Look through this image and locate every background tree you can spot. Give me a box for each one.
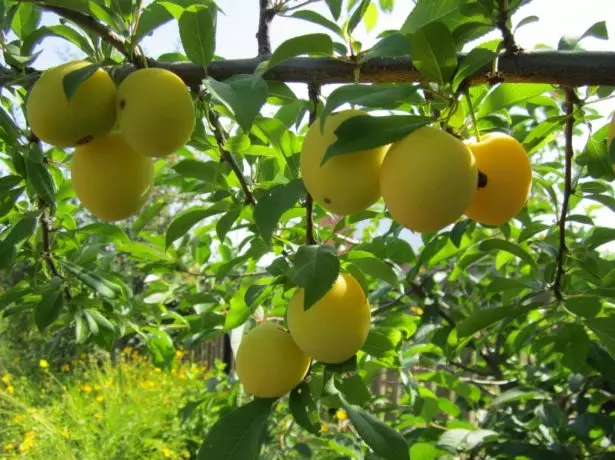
[1,0,615,459]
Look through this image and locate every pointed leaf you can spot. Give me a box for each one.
[289,10,343,37]
[293,245,340,310]
[323,115,431,165]
[289,382,320,435]
[197,397,277,460]
[586,317,615,360]
[457,303,540,338]
[254,179,306,244]
[35,287,64,331]
[263,33,333,71]
[407,21,458,86]
[478,238,539,273]
[166,207,226,249]
[63,63,100,102]
[179,4,216,66]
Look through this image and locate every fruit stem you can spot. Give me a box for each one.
[464,88,481,142]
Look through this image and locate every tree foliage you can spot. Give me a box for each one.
[1,0,615,458]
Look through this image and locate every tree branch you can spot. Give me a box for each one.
[496,0,520,55]
[39,206,72,300]
[27,1,149,67]
[257,0,275,57]
[281,0,323,13]
[305,82,320,245]
[207,108,256,206]
[553,88,576,301]
[5,52,615,89]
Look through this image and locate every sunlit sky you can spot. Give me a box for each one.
[24,0,615,253]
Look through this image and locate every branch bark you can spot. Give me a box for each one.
[257,0,275,57]
[496,0,520,55]
[305,82,320,245]
[207,109,256,206]
[553,87,576,301]
[5,52,615,89]
[28,1,150,67]
[39,207,72,300]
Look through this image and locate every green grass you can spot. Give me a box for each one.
[0,348,233,459]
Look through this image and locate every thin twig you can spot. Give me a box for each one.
[281,0,323,13]
[207,109,256,206]
[257,0,275,57]
[496,0,520,55]
[39,207,72,300]
[305,82,320,245]
[26,0,149,68]
[553,88,576,301]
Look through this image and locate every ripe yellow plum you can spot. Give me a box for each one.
[380,126,478,233]
[26,60,117,147]
[234,322,311,398]
[71,131,154,221]
[300,110,388,216]
[287,273,371,364]
[116,68,195,157]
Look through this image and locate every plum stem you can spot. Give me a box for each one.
[465,88,481,142]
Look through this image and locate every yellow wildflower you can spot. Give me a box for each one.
[61,364,70,372]
[3,442,14,451]
[162,447,173,457]
[410,306,424,316]
[6,385,14,394]
[61,428,70,439]
[1,374,11,384]
[19,431,35,453]
[81,384,93,393]
[94,412,103,420]
[12,415,23,423]
[104,379,112,387]
[335,409,348,421]
[39,359,49,369]
[321,423,329,433]
[96,395,104,403]
[182,450,190,458]
[154,368,161,373]
[27,408,36,414]
[175,349,184,359]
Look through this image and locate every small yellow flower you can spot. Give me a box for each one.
[162,447,173,457]
[175,349,185,359]
[104,379,112,387]
[6,385,14,394]
[39,359,49,369]
[154,368,161,373]
[96,395,104,403]
[321,423,329,433]
[3,442,14,451]
[81,384,93,393]
[410,306,424,316]
[19,431,35,453]
[1,374,11,384]
[123,346,132,354]
[27,408,36,414]
[61,364,70,372]
[182,450,190,458]
[94,412,103,420]
[335,409,348,421]
[12,415,23,423]
[60,428,70,439]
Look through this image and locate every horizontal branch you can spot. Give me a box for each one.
[3,51,615,89]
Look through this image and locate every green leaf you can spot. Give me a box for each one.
[477,83,553,118]
[166,207,226,249]
[289,382,320,435]
[216,208,241,242]
[179,5,216,66]
[292,245,340,310]
[173,159,225,183]
[452,46,496,91]
[322,115,431,165]
[337,374,371,406]
[361,327,402,359]
[457,303,540,338]
[535,403,565,429]
[146,329,175,370]
[2,214,37,246]
[60,261,122,299]
[490,389,547,407]
[401,0,458,34]
[565,295,602,318]
[11,2,41,39]
[586,316,615,360]
[254,179,305,244]
[289,10,344,37]
[23,25,94,56]
[449,219,471,247]
[75,313,89,344]
[197,397,277,460]
[319,84,418,133]
[206,75,269,133]
[585,227,615,250]
[347,0,370,33]
[263,33,333,71]
[586,193,615,214]
[25,153,55,205]
[76,223,130,245]
[62,63,100,102]
[576,127,615,181]
[478,238,539,273]
[340,395,409,460]
[358,32,411,63]
[35,286,64,331]
[558,21,608,50]
[348,256,399,287]
[407,21,458,86]
[325,0,342,20]
[134,2,174,41]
